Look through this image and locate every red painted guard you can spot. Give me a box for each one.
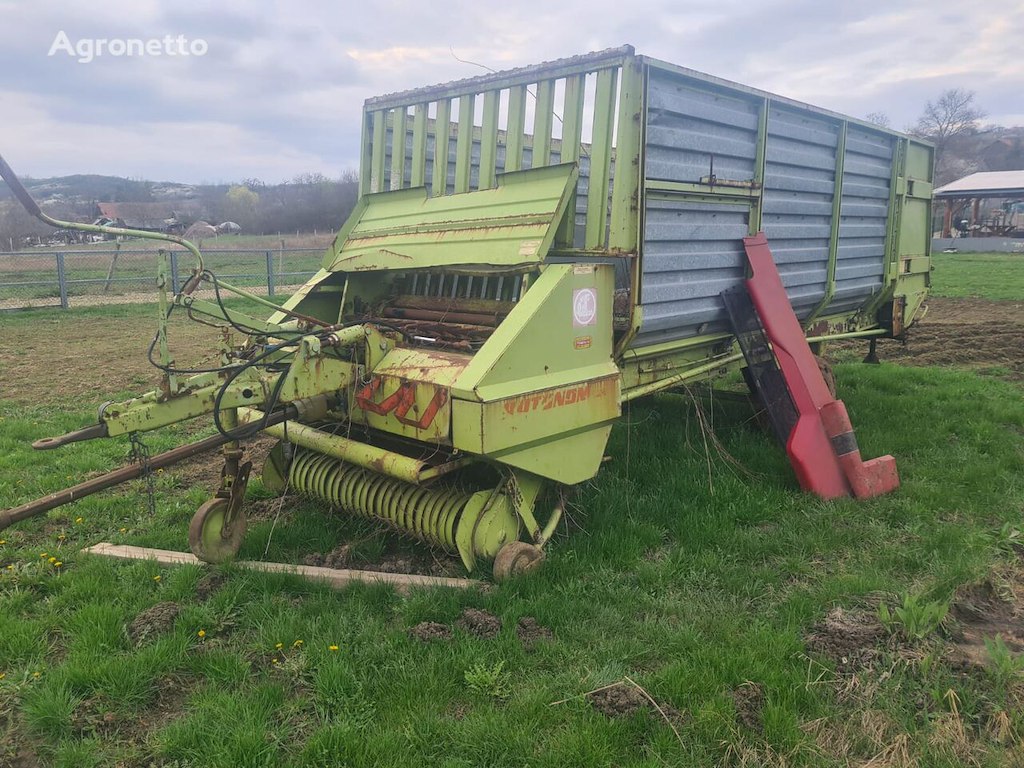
[742,233,899,499]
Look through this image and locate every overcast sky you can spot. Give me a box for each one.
[1,0,1021,184]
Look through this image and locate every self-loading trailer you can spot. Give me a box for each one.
[0,46,932,578]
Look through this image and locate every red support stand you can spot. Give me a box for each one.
[741,233,899,500]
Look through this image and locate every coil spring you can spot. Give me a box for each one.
[288,448,471,550]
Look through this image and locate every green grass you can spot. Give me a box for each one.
[2,359,1023,765]
[1,259,1023,764]
[930,251,1024,301]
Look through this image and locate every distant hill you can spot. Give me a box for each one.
[0,174,210,204]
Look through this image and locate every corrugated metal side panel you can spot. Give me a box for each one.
[636,69,759,344]
[635,199,750,345]
[761,106,839,317]
[832,127,894,312]
[645,68,760,182]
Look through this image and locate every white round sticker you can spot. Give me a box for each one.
[573,288,597,327]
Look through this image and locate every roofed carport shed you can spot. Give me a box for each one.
[933,171,1024,237]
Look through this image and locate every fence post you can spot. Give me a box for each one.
[170,250,180,294]
[265,250,275,297]
[56,252,69,309]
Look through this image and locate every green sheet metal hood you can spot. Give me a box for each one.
[323,163,578,272]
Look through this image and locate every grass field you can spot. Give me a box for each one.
[930,251,1024,301]
[0,255,1022,766]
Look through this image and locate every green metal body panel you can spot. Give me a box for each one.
[324,164,579,272]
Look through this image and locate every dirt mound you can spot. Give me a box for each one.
[515,616,553,647]
[127,601,180,645]
[947,576,1024,670]
[194,572,227,601]
[875,297,1024,379]
[804,606,887,673]
[456,608,501,639]
[587,683,683,724]
[409,621,453,642]
[302,541,462,577]
[732,683,765,732]
[303,543,354,569]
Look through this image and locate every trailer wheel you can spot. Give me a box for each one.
[493,541,544,582]
[188,498,247,564]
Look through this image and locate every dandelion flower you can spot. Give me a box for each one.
[32,671,40,678]
[198,629,206,638]
[48,557,56,564]
[54,561,62,568]
[271,658,279,665]
[40,553,48,558]
[292,639,304,648]
[0,539,6,545]
[5,565,13,571]
[56,533,65,541]
[328,644,339,652]
[153,575,161,582]
[119,527,127,534]
[74,517,83,524]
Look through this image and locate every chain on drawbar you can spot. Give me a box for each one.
[128,432,157,517]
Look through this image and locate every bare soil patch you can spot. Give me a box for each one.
[732,682,765,732]
[875,297,1024,379]
[456,608,502,639]
[947,573,1024,671]
[804,606,889,674]
[127,601,180,646]
[301,536,463,578]
[515,616,554,647]
[587,682,684,727]
[409,621,453,642]
[194,572,228,601]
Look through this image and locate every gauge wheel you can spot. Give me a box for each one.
[188,498,247,564]
[493,541,545,582]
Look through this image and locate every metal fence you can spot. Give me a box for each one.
[0,247,324,310]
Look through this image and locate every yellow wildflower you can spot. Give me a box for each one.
[328,645,339,652]
[74,517,83,524]
[0,539,6,545]
[32,671,40,678]
[292,639,304,648]
[40,553,48,558]
[54,561,63,568]
[198,629,206,638]
[275,642,283,650]
[119,527,127,534]
[48,557,56,564]
[153,575,161,582]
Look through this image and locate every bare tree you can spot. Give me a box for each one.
[912,88,985,144]
[865,111,891,128]
[911,89,986,185]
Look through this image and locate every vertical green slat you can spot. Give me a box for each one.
[390,107,406,191]
[505,86,526,173]
[479,91,500,189]
[554,74,586,247]
[805,119,847,324]
[533,79,555,167]
[748,98,769,236]
[585,68,618,249]
[609,59,643,252]
[359,110,373,197]
[370,109,388,194]
[454,94,475,193]
[883,137,908,284]
[560,75,586,163]
[410,104,428,188]
[432,99,451,197]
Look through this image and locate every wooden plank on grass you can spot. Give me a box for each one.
[82,543,482,592]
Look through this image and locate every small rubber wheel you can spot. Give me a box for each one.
[188,498,247,564]
[493,541,545,582]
